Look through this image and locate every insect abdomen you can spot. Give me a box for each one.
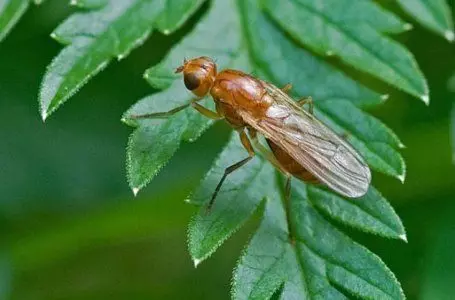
[266,139,319,183]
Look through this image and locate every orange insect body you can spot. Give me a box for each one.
[179,57,323,185]
[136,56,371,206]
[266,139,319,183]
[211,70,317,182]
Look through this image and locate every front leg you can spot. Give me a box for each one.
[191,102,223,120]
[297,96,313,115]
[127,98,223,121]
[130,101,193,119]
[281,83,293,94]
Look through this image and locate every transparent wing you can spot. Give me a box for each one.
[239,81,371,198]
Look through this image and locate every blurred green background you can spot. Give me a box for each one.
[0,1,454,299]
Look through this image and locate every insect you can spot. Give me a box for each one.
[131,56,371,210]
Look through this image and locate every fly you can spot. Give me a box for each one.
[130,56,371,211]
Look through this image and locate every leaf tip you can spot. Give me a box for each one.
[132,187,140,196]
[41,110,48,122]
[50,32,58,40]
[193,258,202,268]
[397,173,406,183]
[380,94,389,101]
[403,23,413,31]
[421,94,430,105]
[70,0,78,6]
[162,29,171,35]
[121,115,138,127]
[399,233,408,243]
[398,142,406,149]
[444,30,455,42]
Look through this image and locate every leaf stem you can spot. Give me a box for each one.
[283,175,296,245]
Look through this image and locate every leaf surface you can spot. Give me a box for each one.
[155,0,205,34]
[396,0,454,42]
[124,0,248,193]
[263,0,429,102]
[232,182,405,300]
[124,81,213,192]
[39,0,206,120]
[0,0,30,43]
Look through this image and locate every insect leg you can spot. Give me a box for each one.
[340,132,350,141]
[191,102,223,120]
[297,96,314,115]
[129,99,199,119]
[281,83,293,94]
[248,128,295,242]
[206,130,254,212]
[248,129,290,176]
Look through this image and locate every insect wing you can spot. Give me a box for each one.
[240,81,371,198]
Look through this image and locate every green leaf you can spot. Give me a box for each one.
[263,0,429,103]
[39,0,163,120]
[242,0,384,110]
[123,0,411,298]
[188,134,276,264]
[71,0,108,9]
[233,183,404,300]
[307,186,406,240]
[289,185,404,299]
[185,135,273,262]
[396,0,454,42]
[124,81,213,193]
[155,0,205,34]
[124,0,249,194]
[144,0,248,90]
[39,0,205,120]
[0,0,30,43]
[315,101,406,180]
[232,189,295,300]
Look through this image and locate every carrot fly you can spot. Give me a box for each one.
[130,56,371,211]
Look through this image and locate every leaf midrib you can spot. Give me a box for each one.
[291,243,312,297]
[246,246,287,299]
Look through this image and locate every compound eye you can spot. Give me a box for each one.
[184,73,200,90]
